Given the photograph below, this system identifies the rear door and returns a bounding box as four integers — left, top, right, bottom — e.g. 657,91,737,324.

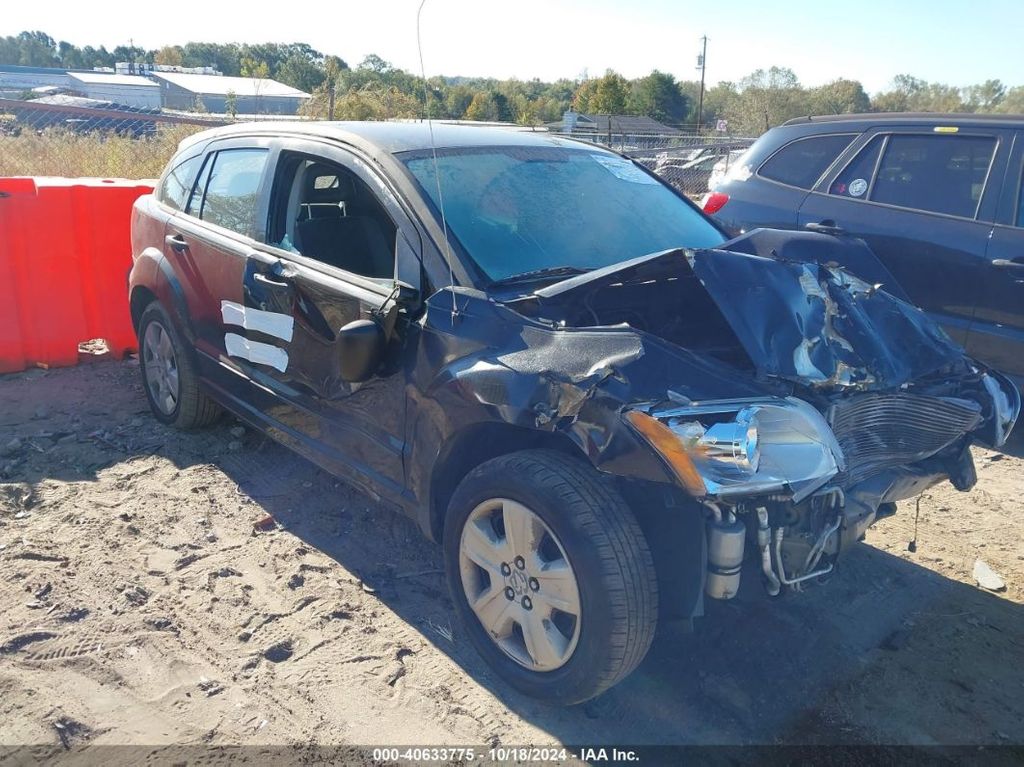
162,139,273,377
224,138,423,499
714,132,856,234
799,128,1008,345
971,131,1024,383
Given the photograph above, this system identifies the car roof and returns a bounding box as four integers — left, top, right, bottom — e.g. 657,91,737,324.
177,120,598,157
782,112,1024,129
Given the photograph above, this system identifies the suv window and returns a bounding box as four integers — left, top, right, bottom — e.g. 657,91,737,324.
195,148,269,239
267,153,397,280
871,134,996,219
830,136,884,198
758,134,855,189
160,154,203,212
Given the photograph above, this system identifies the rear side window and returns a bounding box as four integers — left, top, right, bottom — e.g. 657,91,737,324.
196,148,269,239
160,154,203,211
758,134,855,189
830,137,884,198
872,134,996,219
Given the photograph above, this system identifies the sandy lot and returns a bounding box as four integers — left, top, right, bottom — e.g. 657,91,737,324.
1,359,1022,757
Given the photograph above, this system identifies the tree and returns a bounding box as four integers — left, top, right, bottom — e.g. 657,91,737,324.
807,79,870,115
628,70,688,124
995,85,1024,114
154,45,184,67
593,70,629,114
511,93,539,126
724,67,807,134
963,79,1006,112
277,53,326,93
464,91,500,121
225,90,237,118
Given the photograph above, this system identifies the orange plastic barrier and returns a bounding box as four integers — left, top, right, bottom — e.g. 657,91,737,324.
0,177,154,373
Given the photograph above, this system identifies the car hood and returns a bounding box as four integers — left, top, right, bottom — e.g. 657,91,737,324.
530,230,968,391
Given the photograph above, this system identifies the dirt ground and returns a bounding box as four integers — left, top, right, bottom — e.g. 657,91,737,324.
1,359,1022,756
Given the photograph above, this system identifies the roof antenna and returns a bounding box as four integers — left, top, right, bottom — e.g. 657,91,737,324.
417,0,459,323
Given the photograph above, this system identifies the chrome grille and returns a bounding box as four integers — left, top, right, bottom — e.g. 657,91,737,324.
828,393,982,485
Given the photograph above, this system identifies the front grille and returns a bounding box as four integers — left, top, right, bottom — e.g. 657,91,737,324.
828,393,982,485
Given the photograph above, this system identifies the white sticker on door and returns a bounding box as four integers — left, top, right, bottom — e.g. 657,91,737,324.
221,301,294,342
224,333,289,373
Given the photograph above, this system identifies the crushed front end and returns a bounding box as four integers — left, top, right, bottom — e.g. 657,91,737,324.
619,233,1020,599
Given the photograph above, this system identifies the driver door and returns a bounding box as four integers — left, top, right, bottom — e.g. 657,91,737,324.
223,139,423,500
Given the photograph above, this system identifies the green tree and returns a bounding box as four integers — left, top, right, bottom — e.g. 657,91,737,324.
963,79,1006,112
725,67,807,134
464,91,500,121
807,79,870,115
628,70,688,124
592,70,629,114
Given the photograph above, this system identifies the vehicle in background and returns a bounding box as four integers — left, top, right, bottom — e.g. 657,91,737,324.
703,113,1024,390
707,148,751,192
129,122,1018,705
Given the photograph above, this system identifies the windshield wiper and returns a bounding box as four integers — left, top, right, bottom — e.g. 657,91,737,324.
489,265,592,287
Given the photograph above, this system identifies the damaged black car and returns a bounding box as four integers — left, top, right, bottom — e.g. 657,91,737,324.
129,123,1020,705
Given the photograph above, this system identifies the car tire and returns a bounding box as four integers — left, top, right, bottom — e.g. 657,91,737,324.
444,449,658,705
138,301,221,430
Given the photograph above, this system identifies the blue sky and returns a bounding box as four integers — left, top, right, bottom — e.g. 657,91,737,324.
3,0,1022,93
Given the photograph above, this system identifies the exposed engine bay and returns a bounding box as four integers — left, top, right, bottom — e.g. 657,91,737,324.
502,229,1020,600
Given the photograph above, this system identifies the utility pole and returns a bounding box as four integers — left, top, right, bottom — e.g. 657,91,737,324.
696,35,707,135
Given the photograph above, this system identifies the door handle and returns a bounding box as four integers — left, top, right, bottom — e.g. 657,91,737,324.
805,221,848,237
253,271,291,290
164,233,188,252
991,258,1024,269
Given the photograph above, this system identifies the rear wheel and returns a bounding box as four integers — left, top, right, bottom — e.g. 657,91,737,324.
138,302,221,429
444,449,658,704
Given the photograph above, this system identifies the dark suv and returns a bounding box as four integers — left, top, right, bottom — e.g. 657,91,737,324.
705,113,1024,389
130,122,1018,704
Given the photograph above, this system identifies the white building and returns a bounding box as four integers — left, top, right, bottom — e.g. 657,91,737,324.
151,72,310,115
66,72,161,110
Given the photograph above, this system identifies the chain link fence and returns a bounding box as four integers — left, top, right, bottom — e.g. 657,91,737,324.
0,99,755,199
561,131,756,199
0,97,231,178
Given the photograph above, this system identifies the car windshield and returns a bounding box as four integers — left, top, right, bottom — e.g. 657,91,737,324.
400,145,725,283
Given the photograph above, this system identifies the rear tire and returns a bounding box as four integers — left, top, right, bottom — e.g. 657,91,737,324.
138,301,221,430
444,449,658,704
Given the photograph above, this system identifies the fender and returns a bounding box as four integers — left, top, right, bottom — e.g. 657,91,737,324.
129,248,196,343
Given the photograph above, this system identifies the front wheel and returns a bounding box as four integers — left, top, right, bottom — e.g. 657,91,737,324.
444,449,658,704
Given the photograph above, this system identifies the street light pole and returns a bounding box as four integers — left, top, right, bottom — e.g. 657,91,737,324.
696,35,707,135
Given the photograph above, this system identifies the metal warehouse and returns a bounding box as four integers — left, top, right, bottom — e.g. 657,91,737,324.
151,72,310,115
66,72,161,110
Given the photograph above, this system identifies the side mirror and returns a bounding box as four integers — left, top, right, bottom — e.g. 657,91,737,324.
337,319,384,383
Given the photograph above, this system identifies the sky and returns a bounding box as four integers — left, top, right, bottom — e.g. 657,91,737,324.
3,0,1022,93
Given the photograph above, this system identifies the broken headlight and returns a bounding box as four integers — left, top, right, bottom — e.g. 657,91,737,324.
625,397,845,502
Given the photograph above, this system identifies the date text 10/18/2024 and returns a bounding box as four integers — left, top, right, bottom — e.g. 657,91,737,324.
372,747,641,762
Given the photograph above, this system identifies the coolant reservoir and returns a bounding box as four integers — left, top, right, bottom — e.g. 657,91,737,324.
706,516,745,599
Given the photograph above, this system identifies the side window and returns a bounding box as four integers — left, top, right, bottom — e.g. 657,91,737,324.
268,154,397,280
829,136,883,198
196,148,269,240
1016,169,1024,227
159,154,203,211
871,134,996,218
758,134,855,189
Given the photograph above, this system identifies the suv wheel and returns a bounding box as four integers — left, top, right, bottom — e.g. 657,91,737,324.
444,449,658,704
138,302,221,429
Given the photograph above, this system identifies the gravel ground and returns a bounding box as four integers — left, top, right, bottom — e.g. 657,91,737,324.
1,359,1022,757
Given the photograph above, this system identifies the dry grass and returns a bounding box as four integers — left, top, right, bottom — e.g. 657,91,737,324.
0,123,209,179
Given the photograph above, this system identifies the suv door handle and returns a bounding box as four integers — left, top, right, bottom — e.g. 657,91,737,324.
805,221,848,237
165,233,188,252
991,258,1024,269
